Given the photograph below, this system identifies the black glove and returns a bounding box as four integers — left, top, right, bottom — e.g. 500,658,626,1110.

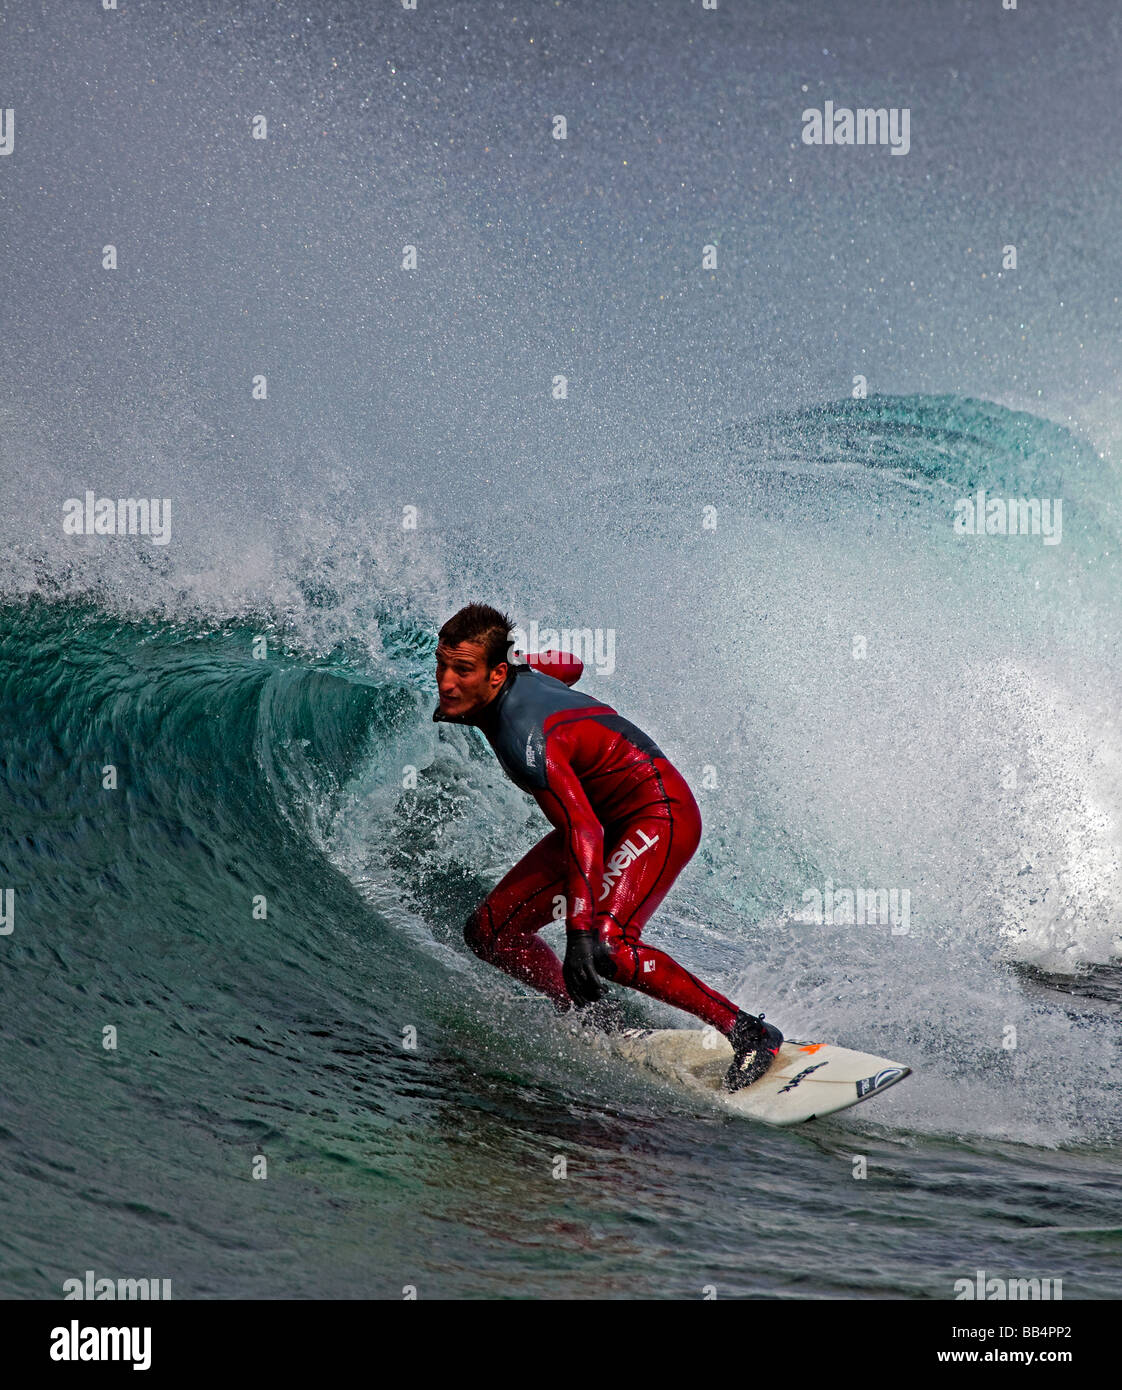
563,929,605,1006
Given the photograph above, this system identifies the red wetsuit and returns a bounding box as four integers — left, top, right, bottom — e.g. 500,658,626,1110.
434,653,740,1034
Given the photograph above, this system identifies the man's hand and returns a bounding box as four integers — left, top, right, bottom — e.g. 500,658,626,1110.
563,929,605,1006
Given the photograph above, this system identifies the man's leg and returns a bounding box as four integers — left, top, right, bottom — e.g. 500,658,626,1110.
595,764,740,1036
464,829,574,1012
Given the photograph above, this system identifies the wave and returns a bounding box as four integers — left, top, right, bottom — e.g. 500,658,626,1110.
1,394,1119,1167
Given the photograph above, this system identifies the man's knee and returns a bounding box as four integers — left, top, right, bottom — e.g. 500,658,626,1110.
596,921,638,986
677,800,702,861
464,905,493,960
592,937,618,980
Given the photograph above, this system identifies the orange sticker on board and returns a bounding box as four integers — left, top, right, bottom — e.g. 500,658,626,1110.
798,1043,824,1053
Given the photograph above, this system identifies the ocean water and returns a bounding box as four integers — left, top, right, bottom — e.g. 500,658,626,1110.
1,0,1120,1300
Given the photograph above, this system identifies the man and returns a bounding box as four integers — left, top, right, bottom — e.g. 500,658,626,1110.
433,602,783,1091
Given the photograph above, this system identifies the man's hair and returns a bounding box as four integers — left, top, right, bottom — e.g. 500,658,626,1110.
438,603,514,672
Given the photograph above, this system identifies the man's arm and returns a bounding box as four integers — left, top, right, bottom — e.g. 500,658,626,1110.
531,744,603,935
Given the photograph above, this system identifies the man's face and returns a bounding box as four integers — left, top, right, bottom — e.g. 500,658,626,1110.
436,639,508,718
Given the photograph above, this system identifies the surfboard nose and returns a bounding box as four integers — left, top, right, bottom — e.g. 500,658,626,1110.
855,1065,912,1099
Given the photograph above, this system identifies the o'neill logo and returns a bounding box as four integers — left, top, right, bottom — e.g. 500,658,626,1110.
599,830,659,901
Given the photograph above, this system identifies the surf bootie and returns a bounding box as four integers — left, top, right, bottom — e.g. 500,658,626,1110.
723,1010,784,1091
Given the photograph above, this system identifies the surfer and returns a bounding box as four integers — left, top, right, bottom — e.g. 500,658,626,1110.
433,603,783,1091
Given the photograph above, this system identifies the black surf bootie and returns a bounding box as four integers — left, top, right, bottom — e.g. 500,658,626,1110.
723,1011,784,1091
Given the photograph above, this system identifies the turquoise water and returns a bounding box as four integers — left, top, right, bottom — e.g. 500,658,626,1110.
2,0,1120,1300
2,394,1120,1298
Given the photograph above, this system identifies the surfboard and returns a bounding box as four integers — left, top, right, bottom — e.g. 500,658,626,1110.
586,1026,911,1125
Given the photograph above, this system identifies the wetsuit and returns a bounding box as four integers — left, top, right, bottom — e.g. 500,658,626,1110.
433,656,740,1034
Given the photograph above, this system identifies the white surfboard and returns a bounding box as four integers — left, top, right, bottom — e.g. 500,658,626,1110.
587,1026,911,1125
